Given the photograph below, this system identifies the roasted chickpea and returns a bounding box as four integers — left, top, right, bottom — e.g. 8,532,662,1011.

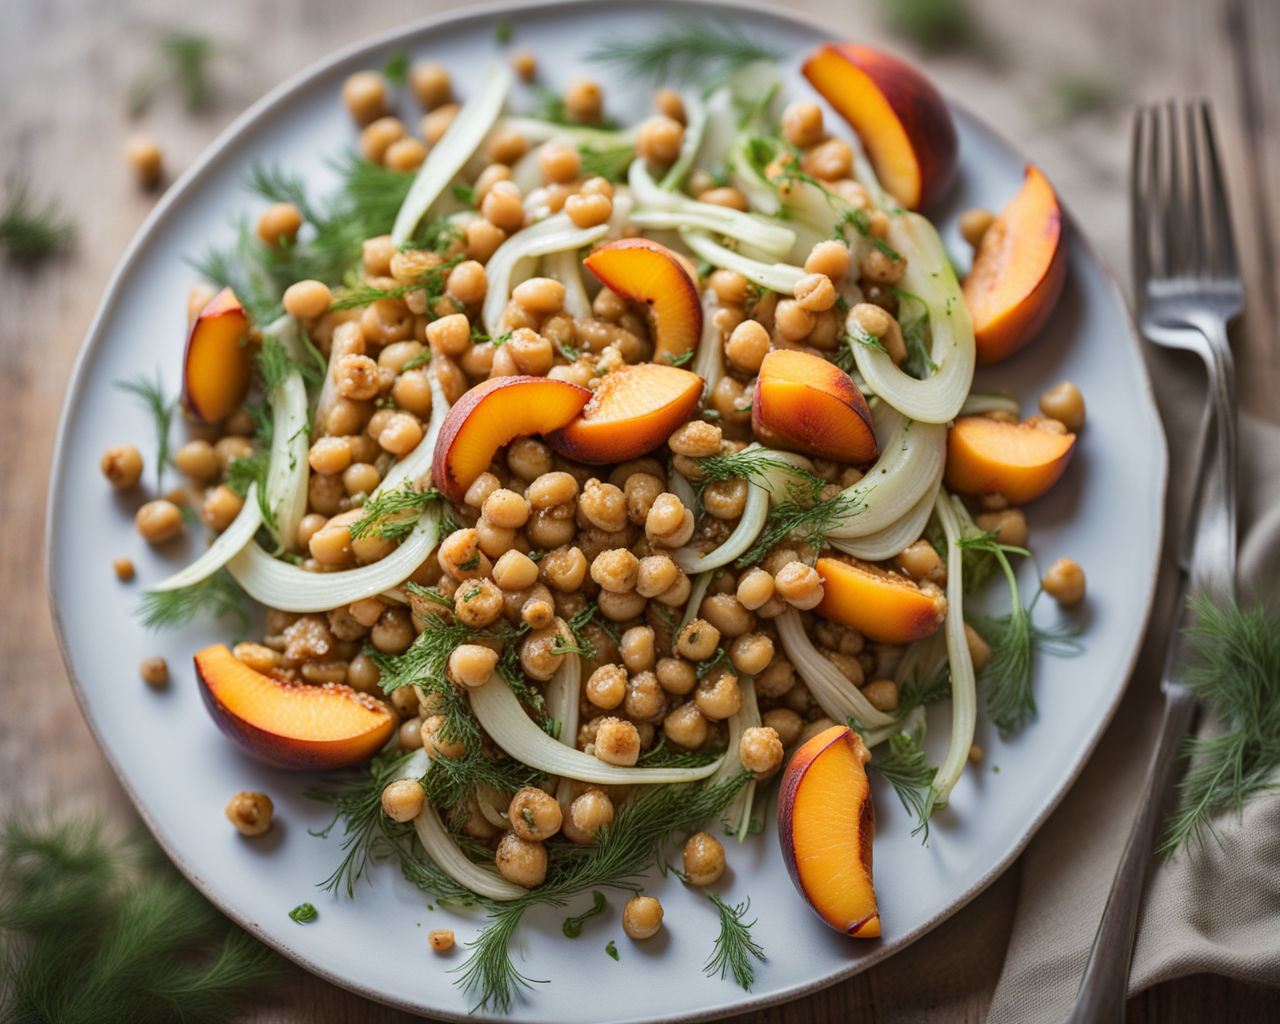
736,567,776,611
520,622,567,682
754,656,796,699
1043,557,1086,605
410,60,451,109
495,831,548,887
1039,381,1086,431
774,298,815,341
668,420,722,458
371,606,415,654
803,138,854,182
663,701,708,750
774,561,824,610
136,500,184,544
564,78,603,122
728,632,774,675
124,135,163,187
454,578,504,629
762,707,804,747
594,717,640,766
725,319,770,373
257,202,303,247
201,484,244,532
782,101,825,148
619,626,657,674
805,239,851,280
509,786,563,841
625,474,665,526
695,669,741,721
509,439,556,482
699,593,756,639
958,207,997,249
793,272,838,312
622,895,664,940
636,115,684,167
382,778,425,822
625,671,667,724
359,115,405,164
482,180,526,232
566,787,614,843
511,50,537,81
342,70,387,124
861,678,899,713
172,439,218,483
584,663,626,710
428,929,455,952
446,260,488,306
656,656,697,696
226,791,273,836
739,725,783,776
894,538,946,584
422,103,461,144
139,657,168,688
113,557,135,581
444,643,498,688
564,192,613,229
682,831,725,886
101,444,144,489
975,508,1029,549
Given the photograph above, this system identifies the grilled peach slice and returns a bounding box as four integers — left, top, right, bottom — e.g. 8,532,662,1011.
194,644,396,770
964,166,1068,365
432,375,591,501
778,724,880,938
181,287,252,423
945,415,1076,504
816,556,946,644
752,349,878,463
803,44,958,212
583,238,703,366
544,363,703,464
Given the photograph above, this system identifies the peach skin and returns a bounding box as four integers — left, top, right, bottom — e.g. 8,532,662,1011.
544,363,703,464
778,724,880,937
803,44,958,212
431,375,591,501
944,415,1076,504
194,644,396,770
752,349,879,463
181,287,252,423
815,556,946,644
963,165,1067,365
583,238,703,366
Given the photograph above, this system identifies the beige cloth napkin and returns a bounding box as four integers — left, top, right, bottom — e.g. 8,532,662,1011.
983,341,1280,1020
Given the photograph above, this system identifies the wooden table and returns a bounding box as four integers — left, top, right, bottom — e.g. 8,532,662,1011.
2,0,1277,1019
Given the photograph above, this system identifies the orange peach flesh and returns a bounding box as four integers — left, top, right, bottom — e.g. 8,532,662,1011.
181,287,252,423
752,349,878,463
583,239,703,366
431,375,591,501
964,165,1067,365
544,363,703,464
815,557,945,645
778,725,880,938
194,645,396,770
803,44,958,212
945,416,1076,505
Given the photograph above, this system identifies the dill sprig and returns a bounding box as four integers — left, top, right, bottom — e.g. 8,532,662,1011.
225,449,275,529
0,815,283,1023
1159,596,1280,856
579,145,636,183
420,752,544,813
637,735,725,769
561,891,607,937
382,49,409,89
694,449,827,494
289,903,318,924
131,29,228,116
868,730,937,842
137,569,249,632
737,490,864,568
0,178,76,261
114,371,175,492
896,662,951,719
586,17,784,90
257,332,325,393
702,892,766,990
891,288,937,380
958,532,1082,732
453,774,751,1012
328,255,461,311
348,482,443,541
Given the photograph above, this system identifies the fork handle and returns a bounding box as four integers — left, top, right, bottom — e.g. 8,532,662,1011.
1064,682,1198,1024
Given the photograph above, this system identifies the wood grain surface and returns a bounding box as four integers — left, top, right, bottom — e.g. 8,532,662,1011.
1,0,1277,1020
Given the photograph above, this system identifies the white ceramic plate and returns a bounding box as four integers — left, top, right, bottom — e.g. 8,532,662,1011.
47,1,1166,1020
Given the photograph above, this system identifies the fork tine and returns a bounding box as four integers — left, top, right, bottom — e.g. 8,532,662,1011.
1183,100,1207,276
1130,106,1152,299
1165,99,1193,278
1198,100,1240,280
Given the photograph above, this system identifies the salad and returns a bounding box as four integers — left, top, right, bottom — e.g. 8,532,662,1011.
102,20,1087,1013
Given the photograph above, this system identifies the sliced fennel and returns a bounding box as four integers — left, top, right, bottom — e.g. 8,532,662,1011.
392,62,512,245
677,571,715,635
393,749,527,901
928,491,978,809
709,675,760,842
671,448,776,573
690,287,724,400
680,230,804,295
775,609,896,730
824,404,947,539
149,484,263,593
543,653,582,750
497,116,637,149
227,507,442,613
542,248,594,320
265,370,309,552
830,471,942,561
959,392,1020,418
862,704,926,749
369,370,449,501
481,214,609,337
469,677,723,784
851,212,975,424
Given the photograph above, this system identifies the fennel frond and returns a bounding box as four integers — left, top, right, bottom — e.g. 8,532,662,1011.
0,177,76,261
114,371,175,491
137,568,248,632
586,17,784,90
702,892,766,990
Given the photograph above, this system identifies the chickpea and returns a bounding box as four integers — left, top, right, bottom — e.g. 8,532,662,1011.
509,786,563,842
519,622,567,681
736,568,776,611
113,557,135,581
137,656,168,688
101,444,144,489
622,671,665,723
627,556,673,601
422,103,461,145
661,701,707,750
308,510,357,566
226,791,273,836
445,260,488,307
580,663,623,710
577,479,626,533
387,136,429,172
754,656,796,699
674,620,718,662
762,707,804,747
342,70,387,124
588,548,637,594
482,180,526,232
861,245,907,286
396,717,424,751
292,513,325,550
466,218,506,263
410,60,451,109
636,115,684,167
135,500,183,544
668,421,722,459
861,679,900,713
774,561,824,610
975,508,1029,549
617,626,655,675
512,50,537,81
963,622,993,673
307,473,346,517
381,778,426,823
803,138,853,182
276,281,332,325
124,135,163,187
536,544,584,592
894,538,946,584
739,725,784,776
804,240,851,281
1043,557,1086,606
564,78,603,123
359,115,406,164
375,413,423,457
257,202,303,247
495,831,548,888
486,126,529,166
959,207,997,249
718,320,767,375
564,192,613,229
200,485,244,532
695,669,741,721
624,474,664,526
371,607,415,654
699,593,757,639
651,659,694,699
454,578,504,629
794,272,838,313
727,633,774,676
567,788,615,843
774,298,815,341
1039,381,1086,431
594,717,640,766
682,832,725,886
646,495,694,549
168,440,216,484
428,929,455,952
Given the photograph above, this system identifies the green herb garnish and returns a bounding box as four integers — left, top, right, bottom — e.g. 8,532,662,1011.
604,939,619,961
131,29,228,115
703,892,765,990
867,730,937,842
579,145,637,183
382,49,409,88
586,17,784,90
348,482,443,541
562,891,607,937
0,177,76,261
114,371,175,491
289,903,318,923
137,569,249,633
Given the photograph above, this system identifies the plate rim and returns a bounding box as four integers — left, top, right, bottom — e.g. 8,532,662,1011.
44,0,1169,1019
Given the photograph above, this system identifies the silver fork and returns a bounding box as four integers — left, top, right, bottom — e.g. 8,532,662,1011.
1065,100,1242,1024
